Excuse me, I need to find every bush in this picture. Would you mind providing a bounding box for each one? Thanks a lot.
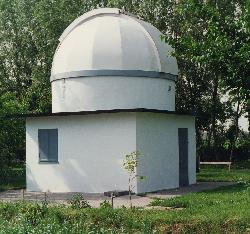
[68,193,91,209]
[0,197,249,233]
[100,200,112,209]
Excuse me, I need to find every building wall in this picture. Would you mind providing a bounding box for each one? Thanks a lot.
[136,113,196,193]
[26,113,136,193]
[26,112,196,193]
[52,77,175,113]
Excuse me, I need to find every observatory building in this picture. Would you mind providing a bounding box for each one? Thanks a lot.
[26,8,196,193]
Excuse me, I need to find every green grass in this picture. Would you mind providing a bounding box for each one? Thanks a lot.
[0,166,25,191]
[151,182,250,214]
[197,164,250,182]
[150,182,250,233]
[0,183,249,233]
[0,177,25,191]
[0,162,250,233]
[148,163,250,233]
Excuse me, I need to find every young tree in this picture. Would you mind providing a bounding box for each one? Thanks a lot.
[123,151,144,208]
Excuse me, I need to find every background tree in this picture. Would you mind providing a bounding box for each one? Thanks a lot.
[161,0,249,161]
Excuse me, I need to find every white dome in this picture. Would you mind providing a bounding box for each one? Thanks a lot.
[51,8,178,113]
[51,8,178,80]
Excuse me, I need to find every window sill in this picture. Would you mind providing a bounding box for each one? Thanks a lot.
[39,161,59,164]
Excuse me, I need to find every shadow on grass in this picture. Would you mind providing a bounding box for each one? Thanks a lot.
[197,183,249,194]
[0,178,26,192]
[0,166,26,192]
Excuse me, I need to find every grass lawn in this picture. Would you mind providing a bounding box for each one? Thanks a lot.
[0,166,25,191]
[197,163,250,182]
[0,162,249,233]
[0,177,25,191]
[147,163,250,233]
[0,182,249,233]
[150,183,250,233]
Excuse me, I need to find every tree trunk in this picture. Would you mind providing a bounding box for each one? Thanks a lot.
[248,109,250,134]
[211,74,219,160]
[207,127,212,150]
[128,176,132,209]
[230,96,241,162]
[248,115,250,134]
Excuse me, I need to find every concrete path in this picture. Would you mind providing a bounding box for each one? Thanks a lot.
[146,181,236,199]
[0,182,235,208]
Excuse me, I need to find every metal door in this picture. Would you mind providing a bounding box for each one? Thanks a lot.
[178,128,189,186]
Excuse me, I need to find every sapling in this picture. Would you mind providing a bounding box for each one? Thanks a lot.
[123,151,144,208]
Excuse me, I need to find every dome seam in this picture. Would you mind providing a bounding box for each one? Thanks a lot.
[127,17,162,72]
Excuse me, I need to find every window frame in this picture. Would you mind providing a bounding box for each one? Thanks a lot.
[38,128,59,164]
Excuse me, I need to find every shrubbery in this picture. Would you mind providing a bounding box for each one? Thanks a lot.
[68,193,91,209]
[0,183,249,234]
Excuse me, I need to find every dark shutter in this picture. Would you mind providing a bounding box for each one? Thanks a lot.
[48,129,58,162]
[38,129,58,162]
[38,129,49,161]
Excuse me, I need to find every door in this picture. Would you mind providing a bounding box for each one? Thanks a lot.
[178,128,189,186]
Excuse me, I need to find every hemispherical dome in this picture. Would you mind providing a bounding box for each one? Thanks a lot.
[51,8,178,113]
[51,8,178,80]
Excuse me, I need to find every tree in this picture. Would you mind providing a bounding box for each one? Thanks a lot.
[123,151,144,208]
[0,93,26,180]
[161,0,249,160]
[0,0,106,164]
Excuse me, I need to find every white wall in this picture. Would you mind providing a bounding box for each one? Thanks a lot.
[26,113,136,193]
[26,112,196,193]
[52,77,175,113]
[136,113,196,193]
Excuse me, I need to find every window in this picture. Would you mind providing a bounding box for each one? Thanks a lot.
[38,129,58,163]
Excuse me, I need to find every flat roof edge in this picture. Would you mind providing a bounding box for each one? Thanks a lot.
[4,108,195,119]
